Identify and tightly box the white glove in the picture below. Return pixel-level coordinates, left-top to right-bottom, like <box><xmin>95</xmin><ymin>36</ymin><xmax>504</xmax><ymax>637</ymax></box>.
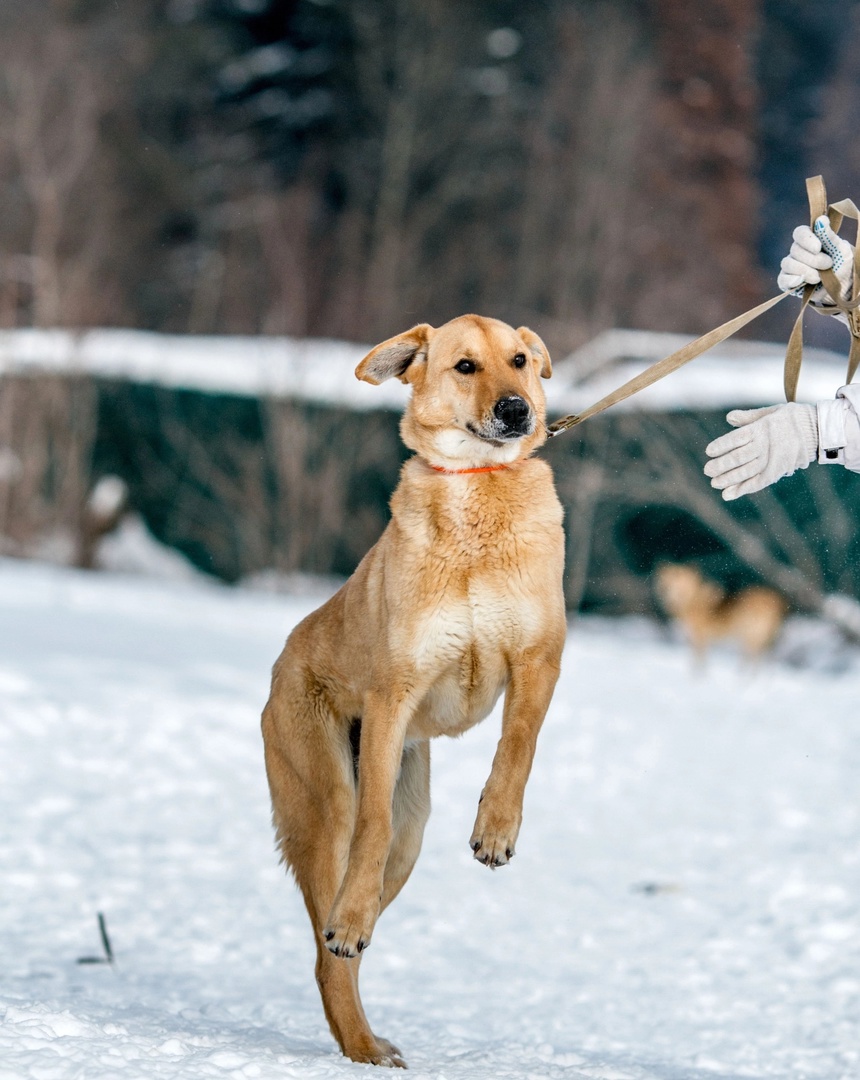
<box><xmin>777</xmin><ymin>216</ymin><xmax>854</xmax><ymax>307</ymax></box>
<box><xmin>703</xmin><ymin>403</ymin><xmax>818</xmax><ymax>500</ymax></box>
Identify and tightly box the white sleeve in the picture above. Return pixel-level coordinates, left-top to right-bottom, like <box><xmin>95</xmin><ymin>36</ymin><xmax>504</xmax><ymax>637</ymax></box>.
<box><xmin>816</xmin><ymin>384</ymin><xmax>860</xmax><ymax>471</ymax></box>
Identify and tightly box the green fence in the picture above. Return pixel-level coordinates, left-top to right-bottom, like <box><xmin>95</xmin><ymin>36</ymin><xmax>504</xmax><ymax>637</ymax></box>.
<box><xmin>86</xmin><ymin>379</ymin><xmax>860</xmax><ymax>613</ymax></box>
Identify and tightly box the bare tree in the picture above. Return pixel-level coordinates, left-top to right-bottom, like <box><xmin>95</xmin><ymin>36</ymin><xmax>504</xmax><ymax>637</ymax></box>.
<box><xmin>0</xmin><ymin>20</ymin><xmax>123</xmax><ymax>329</ymax></box>
<box><xmin>512</xmin><ymin>6</ymin><xmax>656</xmax><ymax>340</ymax></box>
<box><xmin>0</xmin><ymin>373</ymin><xmax>97</xmax><ymax>561</ymax></box>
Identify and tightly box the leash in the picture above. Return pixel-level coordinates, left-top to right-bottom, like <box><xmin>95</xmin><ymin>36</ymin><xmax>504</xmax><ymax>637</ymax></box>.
<box><xmin>546</xmin><ymin>176</ymin><xmax>860</xmax><ymax>437</ymax></box>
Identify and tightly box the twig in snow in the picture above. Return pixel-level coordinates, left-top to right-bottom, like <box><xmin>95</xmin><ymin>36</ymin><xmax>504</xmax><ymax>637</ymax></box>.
<box><xmin>76</xmin><ymin>911</ymin><xmax>115</xmax><ymax>966</ymax></box>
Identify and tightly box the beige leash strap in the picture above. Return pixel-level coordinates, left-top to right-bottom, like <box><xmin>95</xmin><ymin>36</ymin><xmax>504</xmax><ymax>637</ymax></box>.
<box><xmin>547</xmin><ymin>175</ymin><xmax>860</xmax><ymax>437</ymax></box>
<box><xmin>547</xmin><ymin>291</ymin><xmax>789</xmax><ymax>435</ymax></box>
<box><xmin>802</xmin><ymin>175</ymin><xmax>860</xmax><ymax>388</ymax></box>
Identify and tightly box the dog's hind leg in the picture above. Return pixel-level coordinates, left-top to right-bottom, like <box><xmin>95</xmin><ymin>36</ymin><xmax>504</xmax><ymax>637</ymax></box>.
<box><xmin>314</xmin><ymin>736</ymin><xmax>430</xmax><ymax>1068</ymax></box>
<box><xmin>326</xmin><ymin>735</ymin><xmax>431</xmax><ymax>1066</ymax></box>
<box><xmin>358</xmin><ymin>738</ymin><xmax>431</xmax><ymax>1065</ymax></box>
<box><xmin>381</xmin><ymin>740</ymin><xmax>431</xmax><ymax>913</ymax></box>
<box><xmin>263</xmin><ymin>706</ymin><xmax>406</xmax><ymax>1067</ymax></box>
<box><xmin>314</xmin><ymin>942</ymin><xmax>406</xmax><ymax>1067</ymax></box>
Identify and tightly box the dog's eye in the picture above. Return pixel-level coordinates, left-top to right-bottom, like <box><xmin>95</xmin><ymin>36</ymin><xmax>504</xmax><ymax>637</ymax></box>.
<box><xmin>454</xmin><ymin>358</ymin><xmax>477</xmax><ymax>374</ymax></box>
<box><xmin>513</xmin><ymin>353</ymin><xmax>527</xmax><ymax>369</ymax></box>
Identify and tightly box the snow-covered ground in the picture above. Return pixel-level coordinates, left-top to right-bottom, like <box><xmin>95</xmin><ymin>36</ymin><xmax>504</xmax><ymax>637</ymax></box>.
<box><xmin>2</xmin><ymin>557</ymin><xmax>860</xmax><ymax>1080</ymax></box>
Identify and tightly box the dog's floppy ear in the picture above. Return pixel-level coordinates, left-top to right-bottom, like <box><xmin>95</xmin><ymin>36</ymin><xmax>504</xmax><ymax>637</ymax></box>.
<box><xmin>355</xmin><ymin>323</ymin><xmax>433</xmax><ymax>385</ymax></box>
<box><xmin>517</xmin><ymin>326</ymin><xmax>552</xmax><ymax>379</ymax></box>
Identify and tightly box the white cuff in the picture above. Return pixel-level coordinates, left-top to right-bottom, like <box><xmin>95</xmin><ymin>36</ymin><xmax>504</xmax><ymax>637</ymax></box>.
<box><xmin>835</xmin><ymin>384</ymin><xmax>860</xmax><ymax>472</ymax></box>
<box><xmin>817</xmin><ymin>398</ymin><xmax>846</xmax><ymax>464</ymax></box>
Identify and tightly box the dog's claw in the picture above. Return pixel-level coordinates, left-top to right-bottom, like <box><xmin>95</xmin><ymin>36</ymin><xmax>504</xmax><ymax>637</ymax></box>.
<box><xmin>470</xmin><ymin>831</ymin><xmax>516</xmax><ymax>868</ymax></box>
<box><xmin>322</xmin><ymin>911</ymin><xmax>374</xmax><ymax>959</ymax></box>
<box><xmin>325</xmin><ymin>939</ymin><xmax>366</xmax><ymax>959</ymax></box>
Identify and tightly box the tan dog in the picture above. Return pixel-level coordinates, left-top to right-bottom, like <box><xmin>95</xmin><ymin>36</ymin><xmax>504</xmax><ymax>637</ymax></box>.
<box><xmin>261</xmin><ymin>315</ymin><xmax>566</xmax><ymax>1067</ymax></box>
<box><xmin>655</xmin><ymin>563</ymin><xmax>787</xmax><ymax>665</ymax></box>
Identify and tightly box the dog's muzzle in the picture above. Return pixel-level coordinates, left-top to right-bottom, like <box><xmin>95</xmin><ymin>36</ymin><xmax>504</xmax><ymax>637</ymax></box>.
<box><xmin>492</xmin><ymin>395</ymin><xmax>533</xmax><ymax>438</ymax></box>
<box><xmin>467</xmin><ymin>395</ymin><xmax>535</xmax><ymax>443</ymax></box>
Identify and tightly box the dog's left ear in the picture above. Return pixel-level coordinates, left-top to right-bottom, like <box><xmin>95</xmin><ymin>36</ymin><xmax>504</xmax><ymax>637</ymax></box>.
<box><xmin>355</xmin><ymin>323</ymin><xmax>433</xmax><ymax>385</ymax></box>
<box><xmin>517</xmin><ymin>326</ymin><xmax>552</xmax><ymax>379</ymax></box>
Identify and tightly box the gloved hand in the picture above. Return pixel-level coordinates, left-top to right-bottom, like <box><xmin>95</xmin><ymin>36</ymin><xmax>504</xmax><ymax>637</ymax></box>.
<box><xmin>777</xmin><ymin>215</ymin><xmax>854</xmax><ymax>307</ymax></box>
<box><xmin>703</xmin><ymin>403</ymin><xmax>818</xmax><ymax>500</ymax></box>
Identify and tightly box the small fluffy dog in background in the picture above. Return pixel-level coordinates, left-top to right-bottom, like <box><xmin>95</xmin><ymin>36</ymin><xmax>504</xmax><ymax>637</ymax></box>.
<box><xmin>655</xmin><ymin>563</ymin><xmax>787</xmax><ymax>666</ymax></box>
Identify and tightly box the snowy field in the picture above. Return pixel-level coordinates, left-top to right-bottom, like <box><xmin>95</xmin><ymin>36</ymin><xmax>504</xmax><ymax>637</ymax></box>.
<box><xmin>2</xmin><ymin>557</ymin><xmax>860</xmax><ymax>1080</ymax></box>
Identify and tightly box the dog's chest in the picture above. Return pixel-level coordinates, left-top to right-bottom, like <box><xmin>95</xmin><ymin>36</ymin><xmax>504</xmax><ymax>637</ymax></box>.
<box><xmin>402</xmin><ymin>480</ymin><xmax>554</xmax><ymax>656</ymax></box>
<box><xmin>390</xmin><ymin>468</ymin><xmax>562</xmax><ymax>738</ymax></box>
<box><xmin>405</xmin><ymin>577</ymin><xmax>543</xmax><ymax>739</ymax></box>
<box><xmin>411</xmin><ymin>576</ymin><xmax>537</xmax><ymax>659</ymax></box>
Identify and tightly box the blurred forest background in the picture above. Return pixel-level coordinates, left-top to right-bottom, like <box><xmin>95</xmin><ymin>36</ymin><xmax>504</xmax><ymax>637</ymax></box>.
<box><xmin>2</xmin><ymin>0</ymin><xmax>859</xmax><ymax>351</ymax></box>
<box><xmin>5</xmin><ymin>0</ymin><xmax>860</xmax><ymax>620</ymax></box>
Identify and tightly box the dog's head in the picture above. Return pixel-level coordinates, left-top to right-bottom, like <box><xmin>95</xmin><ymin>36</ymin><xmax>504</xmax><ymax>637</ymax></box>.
<box><xmin>355</xmin><ymin>315</ymin><xmax>552</xmax><ymax>468</ymax></box>
<box><xmin>655</xmin><ymin>563</ymin><xmax>722</xmax><ymax>615</ymax></box>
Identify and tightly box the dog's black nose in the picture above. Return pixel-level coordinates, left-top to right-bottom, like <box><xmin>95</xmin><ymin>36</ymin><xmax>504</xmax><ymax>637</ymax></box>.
<box><xmin>494</xmin><ymin>395</ymin><xmax>530</xmax><ymax>431</ymax></box>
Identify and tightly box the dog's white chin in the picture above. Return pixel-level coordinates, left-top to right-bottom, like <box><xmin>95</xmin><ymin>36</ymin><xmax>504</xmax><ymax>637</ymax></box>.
<box><xmin>431</xmin><ymin>428</ymin><xmax>525</xmax><ymax>467</ymax></box>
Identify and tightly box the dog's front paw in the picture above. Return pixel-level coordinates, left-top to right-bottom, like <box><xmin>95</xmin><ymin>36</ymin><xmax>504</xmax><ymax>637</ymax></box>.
<box><xmin>323</xmin><ymin>898</ymin><xmax>378</xmax><ymax>959</ymax></box>
<box><xmin>469</xmin><ymin>800</ymin><xmax>520</xmax><ymax>869</ymax></box>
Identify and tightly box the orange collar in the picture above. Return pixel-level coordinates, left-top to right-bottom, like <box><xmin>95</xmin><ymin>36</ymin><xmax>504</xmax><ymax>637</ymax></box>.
<box><xmin>428</xmin><ymin>463</ymin><xmax>511</xmax><ymax>475</ymax></box>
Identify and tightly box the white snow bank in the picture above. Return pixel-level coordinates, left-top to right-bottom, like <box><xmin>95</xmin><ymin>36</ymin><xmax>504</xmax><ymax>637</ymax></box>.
<box><xmin>2</xmin><ymin>559</ymin><xmax>860</xmax><ymax>1078</ymax></box>
<box><xmin>0</xmin><ymin>328</ymin><xmax>407</xmax><ymax>411</ymax></box>
<box><xmin>0</xmin><ymin>324</ymin><xmax>854</xmax><ymax>414</ymax></box>
<box><xmin>95</xmin><ymin>515</ymin><xmax>205</xmax><ymax>580</ymax></box>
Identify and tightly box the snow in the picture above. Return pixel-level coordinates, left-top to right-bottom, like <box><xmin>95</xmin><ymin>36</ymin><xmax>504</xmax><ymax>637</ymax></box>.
<box><xmin>0</xmin><ymin>329</ymin><xmax>405</xmax><ymax>411</ymax></box>
<box><xmin>95</xmin><ymin>515</ymin><xmax>207</xmax><ymax>581</ymax></box>
<box><xmin>2</xmin><ymin>558</ymin><xmax>860</xmax><ymax>1079</ymax></box>
<box><xmin>0</xmin><ymin>324</ymin><xmax>854</xmax><ymax>415</ymax></box>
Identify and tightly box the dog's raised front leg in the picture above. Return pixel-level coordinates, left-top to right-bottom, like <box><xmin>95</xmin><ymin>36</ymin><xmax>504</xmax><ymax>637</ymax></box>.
<box><xmin>324</xmin><ymin>684</ymin><xmax>417</xmax><ymax>959</ymax></box>
<box><xmin>470</xmin><ymin>648</ymin><xmax>561</xmax><ymax>868</ymax></box>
